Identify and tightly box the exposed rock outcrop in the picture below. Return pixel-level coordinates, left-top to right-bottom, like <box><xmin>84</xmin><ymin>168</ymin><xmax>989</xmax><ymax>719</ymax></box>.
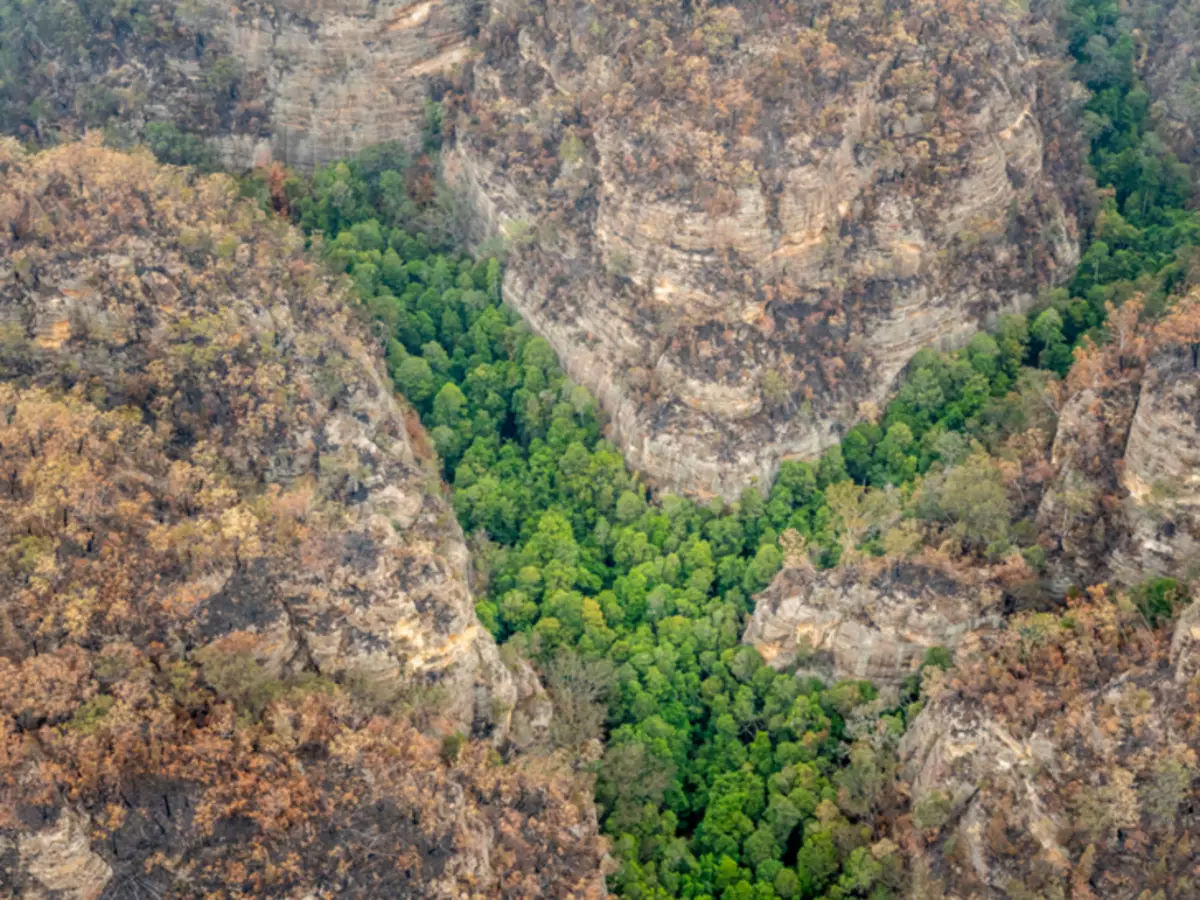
<box><xmin>4</xmin><ymin>0</ymin><xmax>477</xmax><ymax>170</ymax></box>
<box><xmin>14</xmin><ymin>811</ymin><xmax>112</xmax><ymax>900</ymax></box>
<box><xmin>447</xmin><ymin>0</ymin><xmax>1084</xmax><ymax>498</ymax></box>
<box><xmin>1038</xmin><ymin>298</ymin><xmax>1200</xmax><ymax>589</ymax></box>
<box><xmin>1110</xmin><ymin>345</ymin><xmax>1200</xmax><ymax>583</ymax></box>
<box><xmin>744</xmin><ymin>556</ymin><xmax>1003</xmax><ymax>685</ymax></box>
<box><xmin>899</xmin><ymin>592</ymin><xmax>1200</xmax><ymax>898</ymax></box>
<box><xmin>0</xmin><ymin>142</ymin><xmax>605</xmax><ymax>897</ymax></box>
<box><xmin>1035</xmin><ymin>366</ymin><xmax>1141</xmax><ymax>591</ymax></box>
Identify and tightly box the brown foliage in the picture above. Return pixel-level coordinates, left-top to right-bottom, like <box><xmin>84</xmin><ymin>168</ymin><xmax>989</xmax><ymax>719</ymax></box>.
<box><xmin>919</xmin><ymin>588</ymin><xmax>1200</xmax><ymax>898</ymax></box>
<box><xmin>0</xmin><ymin>144</ymin><xmax>605</xmax><ymax>897</ymax></box>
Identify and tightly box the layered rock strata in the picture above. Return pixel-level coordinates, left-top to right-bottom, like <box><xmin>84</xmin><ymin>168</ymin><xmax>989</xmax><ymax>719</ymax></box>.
<box><xmin>448</xmin><ymin>0</ymin><xmax>1084</xmax><ymax>498</ymax></box>
<box><xmin>8</xmin><ymin>0</ymin><xmax>477</xmax><ymax>170</ymax></box>
<box><xmin>743</xmin><ymin>556</ymin><xmax>1003</xmax><ymax>685</ymax></box>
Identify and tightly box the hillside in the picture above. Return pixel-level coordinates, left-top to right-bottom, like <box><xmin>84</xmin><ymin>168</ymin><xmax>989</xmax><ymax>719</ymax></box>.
<box><xmin>0</xmin><ymin>141</ymin><xmax>606</xmax><ymax>897</ymax></box>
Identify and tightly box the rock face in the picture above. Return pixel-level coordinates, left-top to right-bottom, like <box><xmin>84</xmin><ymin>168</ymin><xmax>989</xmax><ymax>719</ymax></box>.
<box><xmin>743</xmin><ymin>557</ymin><xmax>1003</xmax><ymax>685</ymax></box>
<box><xmin>1134</xmin><ymin>0</ymin><xmax>1200</xmax><ymax>172</ymax></box>
<box><xmin>0</xmin><ymin>142</ymin><xmax>605</xmax><ymax>897</ymax></box>
<box><xmin>899</xmin><ymin>593</ymin><xmax>1200</xmax><ymax>898</ymax></box>
<box><xmin>1035</xmin><ymin>368</ymin><xmax>1141</xmax><ymax>591</ymax></box>
<box><xmin>13</xmin><ymin>811</ymin><xmax>112</xmax><ymax>900</ymax></box>
<box><xmin>4</xmin><ymin>0</ymin><xmax>477</xmax><ymax>170</ymax></box>
<box><xmin>1038</xmin><ymin>301</ymin><xmax>1200</xmax><ymax>589</ymax></box>
<box><xmin>446</xmin><ymin>0</ymin><xmax>1083</xmax><ymax>498</ymax></box>
<box><xmin>190</xmin><ymin>0</ymin><xmax>477</xmax><ymax>170</ymax></box>
<box><xmin>1110</xmin><ymin>346</ymin><xmax>1200</xmax><ymax>583</ymax></box>
<box><xmin>0</xmin><ymin>137</ymin><xmax>530</xmax><ymax>743</ymax></box>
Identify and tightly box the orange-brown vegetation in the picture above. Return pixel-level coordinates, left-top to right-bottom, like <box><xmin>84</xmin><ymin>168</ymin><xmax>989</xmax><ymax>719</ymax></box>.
<box><xmin>0</xmin><ymin>140</ymin><xmax>605</xmax><ymax>897</ymax></box>
<box><xmin>906</xmin><ymin>586</ymin><xmax>1199</xmax><ymax>898</ymax></box>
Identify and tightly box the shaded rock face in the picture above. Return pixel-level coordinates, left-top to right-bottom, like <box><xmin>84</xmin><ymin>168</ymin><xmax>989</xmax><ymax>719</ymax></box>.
<box><xmin>1039</xmin><ymin>339</ymin><xmax>1200</xmax><ymax>589</ymax></box>
<box><xmin>12</xmin><ymin>0</ymin><xmax>476</xmax><ymax>170</ymax></box>
<box><xmin>899</xmin><ymin>597</ymin><xmax>1200</xmax><ymax>898</ymax></box>
<box><xmin>0</xmin><ymin>139</ymin><xmax>531</xmax><ymax>744</ymax></box>
<box><xmin>447</xmin><ymin>0</ymin><xmax>1083</xmax><ymax>498</ymax></box>
<box><xmin>743</xmin><ymin>558</ymin><xmax>1003</xmax><ymax>684</ymax></box>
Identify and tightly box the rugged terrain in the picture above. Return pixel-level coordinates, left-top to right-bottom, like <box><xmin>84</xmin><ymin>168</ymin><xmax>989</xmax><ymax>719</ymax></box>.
<box><xmin>901</xmin><ymin>590</ymin><xmax>1200</xmax><ymax>898</ymax></box>
<box><xmin>1</xmin><ymin>1</ymin><xmax>1199</xmax><ymax>897</ymax></box>
<box><xmin>445</xmin><ymin>0</ymin><xmax>1085</xmax><ymax>497</ymax></box>
<box><xmin>1038</xmin><ymin>299</ymin><xmax>1200</xmax><ymax>590</ymax></box>
<box><xmin>743</xmin><ymin>555</ymin><xmax>1002</xmax><ymax>685</ymax></box>
<box><xmin>0</xmin><ymin>140</ymin><xmax>605</xmax><ymax>897</ymax></box>
<box><xmin>0</xmin><ymin>0</ymin><xmax>477</xmax><ymax>169</ymax></box>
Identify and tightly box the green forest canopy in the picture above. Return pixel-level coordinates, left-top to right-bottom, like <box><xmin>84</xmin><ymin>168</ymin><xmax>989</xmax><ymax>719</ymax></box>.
<box><xmin>1</xmin><ymin>0</ymin><xmax>1195</xmax><ymax>894</ymax></box>
<box><xmin>236</xmin><ymin>2</ymin><xmax>1200</xmax><ymax>894</ymax></box>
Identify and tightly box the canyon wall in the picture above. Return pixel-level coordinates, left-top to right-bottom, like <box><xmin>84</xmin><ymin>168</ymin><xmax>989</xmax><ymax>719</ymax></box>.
<box><xmin>446</xmin><ymin>0</ymin><xmax>1085</xmax><ymax>498</ymax></box>
<box><xmin>0</xmin><ymin>141</ymin><xmax>604</xmax><ymax>897</ymax></box>
<box><xmin>4</xmin><ymin>0</ymin><xmax>478</xmax><ymax>170</ymax></box>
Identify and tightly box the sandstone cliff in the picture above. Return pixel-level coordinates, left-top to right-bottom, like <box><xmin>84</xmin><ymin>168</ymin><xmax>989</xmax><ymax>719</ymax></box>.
<box><xmin>446</xmin><ymin>0</ymin><xmax>1084</xmax><ymax>498</ymax></box>
<box><xmin>0</xmin><ymin>137</ymin><xmax>531</xmax><ymax>741</ymax></box>
<box><xmin>744</xmin><ymin>555</ymin><xmax>1003</xmax><ymax>685</ymax></box>
<box><xmin>1109</xmin><ymin>344</ymin><xmax>1200</xmax><ymax>583</ymax></box>
<box><xmin>899</xmin><ymin>592</ymin><xmax>1200</xmax><ymax>898</ymax></box>
<box><xmin>3</xmin><ymin>0</ymin><xmax>477</xmax><ymax>170</ymax></box>
<box><xmin>1038</xmin><ymin>298</ymin><xmax>1200</xmax><ymax>589</ymax></box>
<box><xmin>0</xmin><ymin>141</ymin><xmax>604</xmax><ymax>897</ymax></box>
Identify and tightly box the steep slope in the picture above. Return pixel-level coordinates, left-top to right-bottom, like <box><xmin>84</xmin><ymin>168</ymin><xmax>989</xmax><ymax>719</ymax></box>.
<box><xmin>446</xmin><ymin>0</ymin><xmax>1084</xmax><ymax>498</ymax></box>
<box><xmin>1038</xmin><ymin>296</ymin><xmax>1200</xmax><ymax>590</ymax></box>
<box><xmin>1132</xmin><ymin>0</ymin><xmax>1200</xmax><ymax>172</ymax></box>
<box><xmin>900</xmin><ymin>590</ymin><xmax>1199</xmax><ymax>898</ymax></box>
<box><xmin>0</xmin><ymin>0</ymin><xmax>475</xmax><ymax>169</ymax></box>
<box><xmin>0</xmin><ymin>140</ymin><xmax>604</xmax><ymax>897</ymax></box>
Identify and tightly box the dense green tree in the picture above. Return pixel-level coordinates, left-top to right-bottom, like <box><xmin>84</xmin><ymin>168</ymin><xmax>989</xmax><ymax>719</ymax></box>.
<box><xmin>260</xmin><ymin>7</ymin><xmax>1200</xmax><ymax>882</ymax></box>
